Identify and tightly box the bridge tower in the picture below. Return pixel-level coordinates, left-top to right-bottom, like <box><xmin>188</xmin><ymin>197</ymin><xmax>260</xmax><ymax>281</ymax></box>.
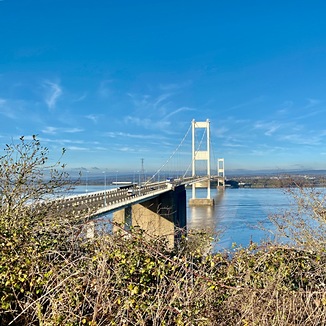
<box><xmin>217</xmin><ymin>158</ymin><xmax>225</xmax><ymax>188</ymax></box>
<box><xmin>189</xmin><ymin>119</ymin><xmax>214</xmax><ymax>206</ymax></box>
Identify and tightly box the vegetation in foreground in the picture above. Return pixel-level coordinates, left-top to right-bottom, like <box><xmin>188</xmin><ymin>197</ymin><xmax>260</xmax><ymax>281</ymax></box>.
<box><xmin>0</xmin><ymin>137</ymin><xmax>326</xmax><ymax>325</ymax></box>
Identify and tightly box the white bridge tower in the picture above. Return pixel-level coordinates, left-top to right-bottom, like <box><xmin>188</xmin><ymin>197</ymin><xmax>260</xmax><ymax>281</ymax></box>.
<box><xmin>217</xmin><ymin>158</ymin><xmax>225</xmax><ymax>188</ymax></box>
<box><xmin>189</xmin><ymin>119</ymin><xmax>214</xmax><ymax>206</ymax></box>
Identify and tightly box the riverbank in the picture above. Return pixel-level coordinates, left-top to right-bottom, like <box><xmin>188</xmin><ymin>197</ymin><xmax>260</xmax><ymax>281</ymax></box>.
<box><xmin>228</xmin><ymin>174</ymin><xmax>326</xmax><ymax>188</ymax></box>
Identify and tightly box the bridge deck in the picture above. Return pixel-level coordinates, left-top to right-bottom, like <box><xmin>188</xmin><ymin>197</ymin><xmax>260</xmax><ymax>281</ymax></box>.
<box><xmin>50</xmin><ymin>175</ymin><xmax>223</xmax><ymax>218</ymax></box>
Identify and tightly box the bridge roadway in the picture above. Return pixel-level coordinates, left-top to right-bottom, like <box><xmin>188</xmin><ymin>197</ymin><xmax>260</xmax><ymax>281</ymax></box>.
<box><xmin>52</xmin><ymin>175</ymin><xmax>219</xmax><ymax>218</ymax></box>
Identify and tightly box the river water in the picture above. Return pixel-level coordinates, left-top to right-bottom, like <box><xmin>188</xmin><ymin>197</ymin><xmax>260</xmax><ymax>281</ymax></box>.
<box><xmin>68</xmin><ymin>185</ymin><xmax>294</xmax><ymax>251</ymax></box>
<box><xmin>188</xmin><ymin>187</ymin><xmax>292</xmax><ymax>251</ymax></box>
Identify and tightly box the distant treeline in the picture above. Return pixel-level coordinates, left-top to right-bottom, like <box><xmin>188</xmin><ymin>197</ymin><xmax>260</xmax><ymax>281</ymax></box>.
<box><xmin>228</xmin><ymin>174</ymin><xmax>326</xmax><ymax>188</ymax></box>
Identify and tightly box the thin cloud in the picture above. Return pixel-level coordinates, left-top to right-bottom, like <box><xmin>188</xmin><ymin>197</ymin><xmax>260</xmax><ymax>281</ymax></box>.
<box><xmin>127</xmin><ymin>92</ymin><xmax>173</xmax><ymax>114</ymax></box>
<box><xmin>222</xmin><ymin>96</ymin><xmax>265</xmax><ymax>114</ymax></box>
<box><xmin>42</xmin><ymin>126</ymin><xmax>83</xmax><ymax>135</ymax></box>
<box><xmin>254</xmin><ymin>121</ymin><xmax>281</xmax><ymax>136</ymax></box>
<box><xmin>65</xmin><ymin>128</ymin><xmax>83</xmax><ymax>133</ymax></box>
<box><xmin>280</xmin><ymin>131</ymin><xmax>325</xmax><ymax>146</ymax></box>
<box><xmin>119</xmin><ymin>146</ymin><xmax>137</xmax><ymax>152</ymax></box>
<box><xmin>42</xmin><ymin>126</ymin><xmax>58</xmax><ymax>135</ymax></box>
<box><xmin>124</xmin><ymin>116</ymin><xmax>170</xmax><ymax>131</ymax></box>
<box><xmin>0</xmin><ymin>98</ymin><xmax>17</xmax><ymax>119</ymax></box>
<box><xmin>105</xmin><ymin>131</ymin><xmax>158</xmax><ymax>140</ymax></box>
<box><xmin>39</xmin><ymin>137</ymin><xmax>86</xmax><ymax>145</ymax></box>
<box><xmin>73</xmin><ymin>92</ymin><xmax>87</xmax><ymax>102</ymax></box>
<box><xmin>277</xmin><ymin>100</ymin><xmax>293</xmax><ymax>114</ymax></box>
<box><xmin>117</xmin><ymin>146</ymin><xmax>150</xmax><ymax>153</ymax></box>
<box><xmin>304</xmin><ymin>98</ymin><xmax>322</xmax><ymax>109</ymax></box>
<box><xmin>153</xmin><ymin>93</ymin><xmax>173</xmax><ymax>109</ymax></box>
<box><xmin>164</xmin><ymin>106</ymin><xmax>194</xmax><ymax>120</ymax></box>
<box><xmin>294</xmin><ymin>108</ymin><xmax>326</xmax><ymax>121</ymax></box>
<box><xmin>214</xmin><ymin>126</ymin><xmax>229</xmax><ymax>137</ymax></box>
<box><xmin>66</xmin><ymin>146</ymin><xmax>88</xmax><ymax>151</ymax></box>
<box><xmin>127</xmin><ymin>92</ymin><xmax>151</xmax><ymax>109</ymax></box>
<box><xmin>85</xmin><ymin>114</ymin><xmax>100</xmax><ymax>123</ymax></box>
<box><xmin>222</xmin><ymin>141</ymin><xmax>246</xmax><ymax>148</ymax></box>
<box><xmin>98</xmin><ymin>80</ymin><xmax>113</xmax><ymax>98</ymax></box>
<box><xmin>159</xmin><ymin>80</ymin><xmax>192</xmax><ymax>91</ymax></box>
<box><xmin>43</xmin><ymin>80</ymin><xmax>62</xmax><ymax>110</ymax></box>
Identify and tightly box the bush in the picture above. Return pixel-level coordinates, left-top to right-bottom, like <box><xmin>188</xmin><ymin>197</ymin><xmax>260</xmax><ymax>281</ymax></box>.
<box><xmin>269</xmin><ymin>185</ymin><xmax>326</xmax><ymax>251</ymax></box>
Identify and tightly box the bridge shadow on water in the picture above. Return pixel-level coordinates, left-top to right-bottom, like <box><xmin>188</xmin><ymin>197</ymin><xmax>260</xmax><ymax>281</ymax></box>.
<box><xmin>187</xmin><ymin>188</ymin><xmax>224</xmax><ymax>252</ymax></box>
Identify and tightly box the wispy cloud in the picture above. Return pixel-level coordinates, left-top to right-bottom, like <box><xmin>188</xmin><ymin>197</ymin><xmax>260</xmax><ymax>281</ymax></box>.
<box><xmin>39</xmin><ymin>137</ymin><xmax>86</xmax><ymax>145</ymax></box>
<box><xmin>222</xmin><ymin>96</ymin><xmax>265</xmax><ymax>114</ymax></box>
<box><xmin>73</xmin><ymin>92</ymin><xmax>87</xmax><ymax>102</ymax></box>
<box><xmin>98</xmin><ymin>80</ymin><xmax>113</xmax><ymax>98</ymax></box>
<box><xmin>43</xmin><ymin>81</ymin><xmax>62</xmax><ymax>110</ymax></box>
<box><xmin>116</xmin><ymin>146</ymin><xmax>150</xmax><ymax>153</ymax></box>
<box><xmin>42</xmin><ymin>126</ymin><xmax>58</xmax><ymax>135</ymax></box>
<box><xmin>85</xmin><ymin>114</ymin><xmax>101</xmax><ymax>123</ymax></box>
<box><xmin>42</xmin><ymin>126</ymin><xmax>83</xmax><ymax>135</ymax></box>
<box><xmin>0</xmin><ymin>98</ymin><xmax>17</xmax><ymax>119</ymax></box>
<box><xmin>293</xmin><ymin>108</ymin><xmax>325</xmax><ymax>121</ymax></box>
<box><xmin>65</xmin><ymin>128</ymin><xmax>83</xmax><ymax>133</ymax></box>
<box><xmin>127</xmin><ymin>93</ymin><xmax>151</xmax><ymax>110</ymax></box>
<box><xmin>153</xmin><ymin>93</ymin><xmax>173</xmax><ymax>109</ymax></box>
<box><xmin>284</xmin><ymin>98</ymin><xmax>324</xmax><ymax>121</ymax></box>
<box><xmin>277</xmin><ymin>100</ymin><xmax>293</xmax><ymax>115</ymax></box>
<box><xmin>158</xmin><ymin>80</ymin><xmax>192</xmax><ymax>91</ymax></box>
<box><xmin>66</xmin><ymin>146</ymin><xmax>88</xmax><ymax>151</ymax></box>
<box><xmin>214</xmin><ymin>126</ymin><xmax>229</xmax><ymax>137</ymax></box>
<box><xmin>222</xmin><ymin>141</ymin><xmax>246</xmax><ymax>148</ymax></box>
<box><xmin>280</xmin><ymin>132</ymin><xmax>325</xmax><ymax>146</ymax></box>
<box><xmin>127</xmin><ymin>92</ymin><xmax>174</xmax><ymax>115</ymax></box>
<box><xmin>124</xmin><ymin>116</ymin><xmax>171</xmax><ymax>131</ymax></box>
<box><xmin>304</xmin><ymin>98</ymin><xmax>322</xmax><ymax>109</ymax></box>
<box><xmin>254</xmin><ymin>121</ymin><xmax>281</xmax><ymax>136</ymax></box>
<box><xmin>118</xmin><ymin>146</ymin><xmax>137</xmax><ymax>152</ymax></box>
<box><xmin>105</xmin><ymin>131</ymin><xmax>160</xmax><ymax>140</ymax></box>
<box><xmin>124</xmin><ymin>91</ymin><xmax>193</xmax><ymax>134</ymax></box>
<box><xmin>164</xmin><ymin>106</ymin><xmax>194</xmax><ymax>119</ymax></box>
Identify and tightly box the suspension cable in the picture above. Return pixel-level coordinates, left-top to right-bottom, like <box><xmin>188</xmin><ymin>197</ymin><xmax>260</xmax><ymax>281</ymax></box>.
<box><xmin>145</xmin><ymin>123</ymin><xmax>192</xmax><ymax>185</ymax></box>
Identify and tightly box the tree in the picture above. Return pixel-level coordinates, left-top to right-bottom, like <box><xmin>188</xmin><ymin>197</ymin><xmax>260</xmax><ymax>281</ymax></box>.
<box><xmin>269</xmin><ymin>185</ymin><xmax>326</xmax><ymax>251</ymax></box>
<box><xmin>0</xmin><ymin>136</ymin><xmax>80</xmax><ymax>324</ymax></box>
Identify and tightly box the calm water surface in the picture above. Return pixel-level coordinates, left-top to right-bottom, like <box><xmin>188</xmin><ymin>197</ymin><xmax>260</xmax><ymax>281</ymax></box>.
<box><xmin>187</xmin><ymin>188</ymin><xmax>291</xmax><ymax>251</ymax></box>
<box><xmin>69</xmin><ymin>185</ymin><xmax>292</xmax><ymax>251</ymax></box>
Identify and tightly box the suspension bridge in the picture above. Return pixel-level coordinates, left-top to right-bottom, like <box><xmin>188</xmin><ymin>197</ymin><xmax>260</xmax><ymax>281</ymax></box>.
<box><xmin>55</xmin><ymin>119</ymin><xmax>225</xmax><ymax>247</ymax></box>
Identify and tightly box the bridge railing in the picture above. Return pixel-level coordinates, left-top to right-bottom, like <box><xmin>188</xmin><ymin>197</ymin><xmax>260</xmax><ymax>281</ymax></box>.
<box><xmin>45</xmin><ymin>182</ymin><xmax>170</xmax><ymax>218</ymax></box>
<box><xmin>41</xmin><ymin>175</ymin><xmax>222</xmax><ymax>218</ymax></box>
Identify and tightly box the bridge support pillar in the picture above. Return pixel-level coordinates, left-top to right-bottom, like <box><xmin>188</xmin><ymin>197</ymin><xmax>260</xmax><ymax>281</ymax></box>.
<box><xmin>113</xmin><ymin>185</ymin><xmax>187</xmax><ymax>248</ymax></box>
<box><xmin>189</xmin><ymin>198</ymin><xmax>214</xmax><ymax>206</ymax></box>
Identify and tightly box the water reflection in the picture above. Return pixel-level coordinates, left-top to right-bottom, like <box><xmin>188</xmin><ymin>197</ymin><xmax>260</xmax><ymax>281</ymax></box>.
<box><xmin>187</xmin><ymin>188</ymin><xmax>225</xmax><ymax>231</ymax></box>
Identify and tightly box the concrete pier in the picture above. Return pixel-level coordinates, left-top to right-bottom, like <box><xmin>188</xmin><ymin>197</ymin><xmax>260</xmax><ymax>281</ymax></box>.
<box><xmin>113</xmin><ymin>185</ymin><xmax>186</xmax><ymax>248</ymax></box>
<box><xmin>189</xmin><ymin>198</ymin><xmax>214</xmax><ymax>206</ymax></box>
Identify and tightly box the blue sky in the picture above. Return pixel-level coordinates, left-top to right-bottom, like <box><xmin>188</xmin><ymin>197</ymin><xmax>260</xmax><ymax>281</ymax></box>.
<box><xmin>1</xmin><ymin>0</ymin><xmax>326</xmax><ymax>175</ymax></box>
